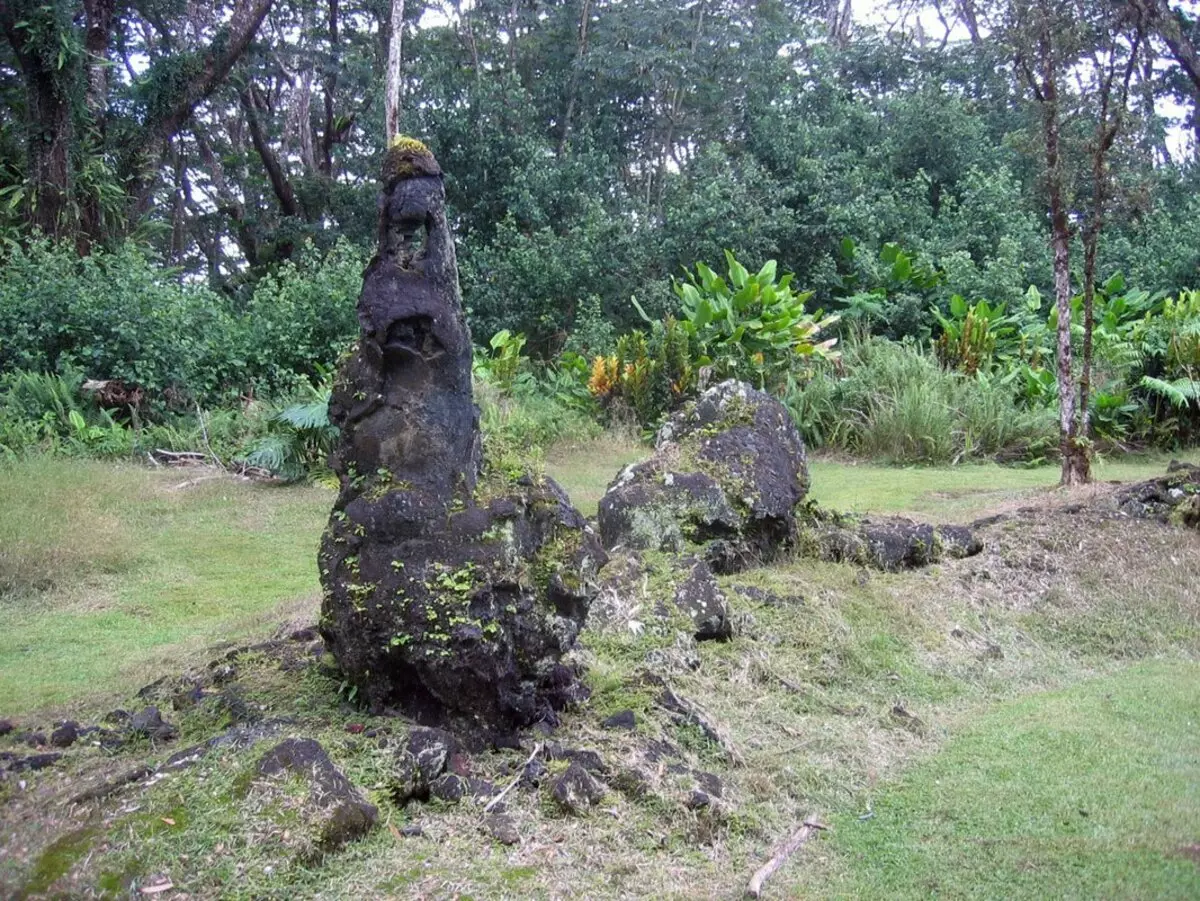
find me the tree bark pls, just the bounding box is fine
[558,0,593,156]
[0,0,73,238]
[385,0,405,141]
[240,85,301,220]
[1035,28,1089,486]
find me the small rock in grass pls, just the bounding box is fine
[50,722,79,748]
[602,709,637,731]
[0,719,13,737]
[550,761,605,814]
[255,738,378,858]
[483,813,521,845]
[7,752,62,772]
[673,559,732,641]
[685,790,712,810]
[429,773,465,803]
[693,771,723,798]
[406,728,458,783]
[129,707,178,743]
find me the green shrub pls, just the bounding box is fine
[0,238,364,409]
[0,240,240,405]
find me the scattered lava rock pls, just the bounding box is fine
[673,559,732,640]
[1111,463,1200,529]
[483,813,521,845]
[602,709,637,731]
[798,505,982,571]
[2,751,62,772]
[49,722,79,748]
[254,738,378,858]
[0,719,13,736]
[406,728,457,783]
[128,707,178,743]
[549,761,606,813]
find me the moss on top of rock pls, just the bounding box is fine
[381,136,442,185]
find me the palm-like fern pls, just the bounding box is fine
[1139,376,1200,409]
[243,381,338,482]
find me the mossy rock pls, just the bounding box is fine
[381,135,442,185]
[598,380,808,573]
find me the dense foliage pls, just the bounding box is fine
[2,1,1199,473]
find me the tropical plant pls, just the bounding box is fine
[243,377,339,482]
[932,295,1018,374]
[667,250,839,389]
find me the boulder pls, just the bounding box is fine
[319,139,605,735]
[598,380,809,572]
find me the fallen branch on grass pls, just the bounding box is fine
[483,742,542,815]
[745,816,827,898]
[652,679,744,766]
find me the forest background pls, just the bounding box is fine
[1,0,1199,477]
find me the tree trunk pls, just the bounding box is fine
[1037,33,1089,486]
[385,0,405,141]
[0,0,73,239]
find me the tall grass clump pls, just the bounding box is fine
[786,337,1056,464]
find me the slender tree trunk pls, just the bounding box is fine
[240,86,301,220]
[385,0,405,141]
[1037,35,1089,486]
[558,0,592,156]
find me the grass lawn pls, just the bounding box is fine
[807,451,1200,521]
[1,442,1198,897]
[797,659,1200,899]
[0,459,329,714]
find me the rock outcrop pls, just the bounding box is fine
[598,380,809,573]
[319,139,605,735]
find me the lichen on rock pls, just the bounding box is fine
[598,380,810,573]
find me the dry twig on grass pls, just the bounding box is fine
[482,742,542,815]
[745,815,828,898]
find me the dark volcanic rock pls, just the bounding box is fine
[602,709,637,730]
[50,722,79,748]
[318,140,605,733]
[549,760,606,813]
[484,813,521,845]
[3,751,62,772]
[0,719,13,736]
[429,773,465,803]
[406,728,456,783]
[1112,464,1200,528]
[128,707,178,743]
[673,559,732,640]
[599,380,809,572]
[798,505,983,571]
[255,738,377,857]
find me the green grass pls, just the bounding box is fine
[0,459,329,714]
[796,659,1200,899]
[807,451,1200,521]
[546,431,647,517]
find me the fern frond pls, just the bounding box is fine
[276,399,331,431]
[1140,375,1200,408]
